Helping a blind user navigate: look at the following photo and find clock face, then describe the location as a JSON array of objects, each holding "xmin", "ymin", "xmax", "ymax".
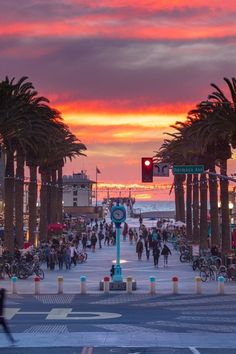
[
  {"xmin": 111, "ymin": 206, "xmax": 126, "ymax": 223},
  {"xmin": 113, "ymin": 209, "xmax": 125, "ymax": 221}
]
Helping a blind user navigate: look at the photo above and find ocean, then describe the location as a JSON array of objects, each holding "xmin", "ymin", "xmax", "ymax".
[
  {"xmin": 133, "ymin": 201, "xmax": 175, "ymax": 213},
  {"xmin": 98, "ymin": 200, "xmax": 175, "ymax": 213}
]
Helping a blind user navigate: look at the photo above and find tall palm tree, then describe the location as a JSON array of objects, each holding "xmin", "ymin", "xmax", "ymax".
[
  {"xmin": 38, "ymin": 123, "xmax": 86, "ymax": 241},
  {"xmin": 189, "ymin": 86, "xmax": 234, "ymax": 256},
  {"xmin": 155, "ymin": 135, "xmax": 186, "ymax": 223},
  {"xmin": 0, "ymin": 76, "xmax": 36, "ymax": 252}
]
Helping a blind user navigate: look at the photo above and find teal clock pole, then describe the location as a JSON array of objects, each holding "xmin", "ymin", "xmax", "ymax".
[
  {"xmin": 110, "ymin": 205, "xmax": 126, "ymax": 282},
  {"xmin": 113, "ymin": 222, "xmax": 122, "ymax": 281}
]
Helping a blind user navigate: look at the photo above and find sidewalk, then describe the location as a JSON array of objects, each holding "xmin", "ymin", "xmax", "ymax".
[{"xmin": 1, "ymin": 219, "xmax": 236, "ymax": 295}]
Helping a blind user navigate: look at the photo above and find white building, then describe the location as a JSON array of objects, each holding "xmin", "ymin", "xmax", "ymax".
[{"xmin": 63, "ymin": 171, "xmax": 95, "ymax": 207}]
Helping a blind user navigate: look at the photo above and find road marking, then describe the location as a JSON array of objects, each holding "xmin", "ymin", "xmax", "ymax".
[
  {"xmin": 5, "ymin": 308, "xmax": 21, "ymax": 320},
  {"xmin": 47, "ymin": 309, "xmax": 121, "ymax": 320},
  {"xmin": 189, "ymin": 347, "xmax": 201, "ymax": 354},
  {"xmin": 5, "ymin": 308, "xmax": 121, "ymax": 320}
]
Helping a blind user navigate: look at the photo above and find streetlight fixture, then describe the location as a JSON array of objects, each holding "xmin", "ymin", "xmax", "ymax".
[{"xmin": 229, "ymin": 201, "xmax": 234, "ymax": 225}]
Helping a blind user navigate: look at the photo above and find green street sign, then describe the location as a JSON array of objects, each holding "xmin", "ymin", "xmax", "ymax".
[{"xmin": 173, "ymin": 165, "xmax": 204, "ymax": 174}]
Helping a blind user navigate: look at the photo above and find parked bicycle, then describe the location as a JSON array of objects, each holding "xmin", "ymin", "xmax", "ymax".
[{"xmin": 200, "ymin": 264, "xmax": 218, "ymax": 282}]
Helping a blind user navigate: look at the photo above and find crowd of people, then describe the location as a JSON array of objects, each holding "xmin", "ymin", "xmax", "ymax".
[
  {"xmin": 0, "ymin": 213, "xmax": 184, "ymax": 276},
  {"xmin": 133, "ymin": 224, "xmax": 172, "ymax": 267}
]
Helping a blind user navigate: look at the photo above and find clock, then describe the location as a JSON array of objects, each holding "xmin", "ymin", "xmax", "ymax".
[{"xmin": 110, "ymin": 205, "xmax": 126, "ymax": 224}]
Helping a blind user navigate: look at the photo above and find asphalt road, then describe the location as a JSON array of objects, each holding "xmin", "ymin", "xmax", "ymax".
[
  {"xmin": 1, "ymin": 293, "xmax": 236, "ymax": 353},
  {"xmin": 2, "ymin": 348, "xmax": 236, "ymax": 354}
]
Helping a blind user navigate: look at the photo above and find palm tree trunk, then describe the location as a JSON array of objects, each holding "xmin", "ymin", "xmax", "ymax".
[
  {"xmin": 57, "ymin": 166, "xmax": 63, "ymax": 223},
  {"xmin": 192, "ymin": 174, "xmax": 200, "ymax": 244},
  {"xmin": 220, "ymin": 159, "xmax": 230, "ymax": 260},
  {"xmin": 200, "ymin": 173, "xmax": 208, "ymax": 251},
  {"xmin": 209, "ymin": 164, "xmax": 220, "ymax": 248},
  {"xmin": 15, "ymin": 150, "xmax": 24, "ymax": 248},
  {"xmin": 50, "ymin": 168, "xmax": 57, "ymax": 223},
  {"xmin": 174, "ymin": 175, "xmax": 180, "ymax": 221},
  {"xmin": 39, "ymin": 168, "xmax": 48, "ymax": 242},
  {"xmin": 186, "ymin": 174, "xmax": 192, "ymax": 241},
  {"xmin": 4, "ymin": 150, "xmax": 15, "ymax": 253},
  {"xmin": 47, "ymin": 169, "xmax": 52, "ymax": 225},
  {"xmin": 179, "ymin": 174, "xmax": 185, "ymax": 222},
  {"xmin": 28, "ymin": 164, "xmax": 38, "ymax": 245}
]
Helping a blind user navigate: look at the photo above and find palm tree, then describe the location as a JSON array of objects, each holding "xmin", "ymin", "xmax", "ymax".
[
  {"xmin": 0, "ymin": 76, "xmax": 37, "ymax": 252},
  {"xmin": 26, "ymin": 104, "xmax": 61, "ymax": 244},
  {"xmin": 189, "ymin": 81, "xmax": 235, "ymax": 257},
  {"xmin": 38, "ymin": 123, "xmax": 86, "ymax": 241},
  {"xmin": 155, "ymin": 134, "xmax": 186, "ymax": 223}
]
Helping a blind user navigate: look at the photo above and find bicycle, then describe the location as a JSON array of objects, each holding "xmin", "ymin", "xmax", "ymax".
[
  {"xmin": 200, "ymin": 264, "xmax": 217, "ymax": 282},
  {"xmin": 180, "ymin": 251, "xmax": 192, "ymax": 263}
]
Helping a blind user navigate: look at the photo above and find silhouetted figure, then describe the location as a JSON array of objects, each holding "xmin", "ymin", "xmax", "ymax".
[
  {"xmin": 0, "ymin": 288, "xmax": 15, "ymax": 344},
  {"xmin": 110, "ymin": 265, "xmax": 115, "ymax": 279}
]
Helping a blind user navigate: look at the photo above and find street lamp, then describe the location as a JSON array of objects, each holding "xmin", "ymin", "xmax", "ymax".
[{"xmin": 229, "ymin": 201, "xmax": 234, "ymax": 225}]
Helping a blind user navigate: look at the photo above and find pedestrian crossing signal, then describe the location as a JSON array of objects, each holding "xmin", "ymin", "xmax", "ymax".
[{"xmin": 141, "ymin": 157, "xmax": 153, "ymax": 183}]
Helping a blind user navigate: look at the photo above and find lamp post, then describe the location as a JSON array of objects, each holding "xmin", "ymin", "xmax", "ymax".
[
  {"xmin": 229, "ymin": 201, "xmax": 234, "ymax": 224},
  {"xmin": 95, "ymin": 167, "xmax": 101, "ymax": 209}
]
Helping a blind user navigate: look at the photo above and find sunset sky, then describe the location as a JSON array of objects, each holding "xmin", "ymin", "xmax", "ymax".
[{"xmin": 1, "ymin": 1, "xmax": 236, "ymax": 200}]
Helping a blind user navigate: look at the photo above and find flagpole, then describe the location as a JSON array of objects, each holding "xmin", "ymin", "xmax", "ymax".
[{"xmin": 95, "ymin": 167, "xmax": 98, "ymax": 208}]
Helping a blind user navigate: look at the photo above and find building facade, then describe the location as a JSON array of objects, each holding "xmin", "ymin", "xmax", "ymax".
[{"xmin": 63, "ymin": 171, "xmax": 95, "ymax": 207}]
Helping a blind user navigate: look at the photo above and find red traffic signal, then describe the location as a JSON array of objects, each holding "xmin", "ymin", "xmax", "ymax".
[{"xmin": 141, "ymin": 157, "xmax": 153, "ymax": 183}]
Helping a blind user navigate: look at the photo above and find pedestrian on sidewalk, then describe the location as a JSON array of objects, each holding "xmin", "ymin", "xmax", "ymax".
[
  {"xmin": 0, "ymin": 288, "xmax": 15, "ymax": 345},
  {"xmin": 110, "ymin": 264, "xmax": 115, "ymax": 279},
  {"xmin": 91, "ymin": 231, "xmax": 97, "ymax": 252},
  {"xmin": 128, "ymin": 228, "xmax": 134, "ymax": 244},
  {"xmin": 82, "ymin": 233, "xmax": 88, "ymax": 251},
  {"xmin": 161, "ymin": 244, "xmax": 172, "ymax": 267},
  {"xmin": 104, "ymin": 228, "xmax": 110, "ymax": 246},
  {"xmin": 98, "ymin": 230, "xmax": 104, "ymax": 249},
  {"xmin": 152, "ymin": 240, "xmax": 160, "ymax": 267},
  {"xmin": 144, "ymin": 239, "xmax": 150, "ymax": 260},
  {"xmin": 136, "ymin": 238, "xmax": 144, "ymax": 260},
  {"xmin": 122, "ymin": 222, "xmax": 128, "ymax": 241}
]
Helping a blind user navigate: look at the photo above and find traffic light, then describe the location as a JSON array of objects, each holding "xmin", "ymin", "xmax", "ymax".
[{"xmin": 141, "ymin": 157, "xmax": 153, "ymax": 182}]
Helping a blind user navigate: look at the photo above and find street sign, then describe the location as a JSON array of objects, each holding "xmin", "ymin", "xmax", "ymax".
[
  {"xmin": 173, "ymin": 165, "xmax": 204, "ymax": 174},
  {"xmin": 153, "ymin": 163, "xmax": 169, "ymax": 177}
]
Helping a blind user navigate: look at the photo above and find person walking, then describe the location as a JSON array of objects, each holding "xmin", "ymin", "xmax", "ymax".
[
  {"xmin": 128, "ymin": 228, "xmax": 134, "ymax": 245},
  {"xmin": 152, "ymin": 240, "xmax": 160, "ymax": 267},
  {"xmin": 144, "ymin": 239, "xmax": 150, "ymax": 260},
  {"xmin": 122, "ymin": 222, "xmax": 128, "ymax": 241},
  {"xmin": 0, "ymin": 288, "xmax": 15, "ymax": 345},
  {"xmin": 136, "ymin": 238, "xmax": 144, "ymax": 260},
  {"xmin": 82, "ymin": 233, "xmax": 88, "ymax": 251},
  {"xmin": 98, "ymin": 230, "xmax": 104, "ymax": 249},
  {"xmin": 91, "ymin": 232, "xmax": 97, "ymax": 252},
  {"xmin": 161, "ymin": 244, "xmax": 172, "ymax": 267},
  {"xmin": 104, "ymin": 229, "xmax": 109, "ymax": 246},
  {"xmin": 110, "ymin": 264, "xmax": 115, "ymax": 279}
]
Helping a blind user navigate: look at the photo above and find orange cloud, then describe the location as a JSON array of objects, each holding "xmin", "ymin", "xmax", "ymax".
[
  {"xmin": 54, "ymin": 100, "xmax": 192, "ymax": 115},
  {"xmin": 1, "ymin": 21, "xmax": 236, "ymax": 41},
  {"xmin": 70, "ymin": 123, "xmax": 175, "ymax": 144}
]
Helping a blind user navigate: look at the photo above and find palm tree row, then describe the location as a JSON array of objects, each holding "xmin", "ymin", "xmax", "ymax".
[
  {"xmin": 0, "ymin": 76, "xmax": 86, "ymax": 253},
  {"xmin": 155, "ymin": 77, "xmax": 236, "ymax": 260}
]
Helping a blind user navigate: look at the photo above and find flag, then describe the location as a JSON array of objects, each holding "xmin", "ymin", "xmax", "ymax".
[{"xmin": 96, "ymin": 167, "xmax": 101, "ymax": 174}]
